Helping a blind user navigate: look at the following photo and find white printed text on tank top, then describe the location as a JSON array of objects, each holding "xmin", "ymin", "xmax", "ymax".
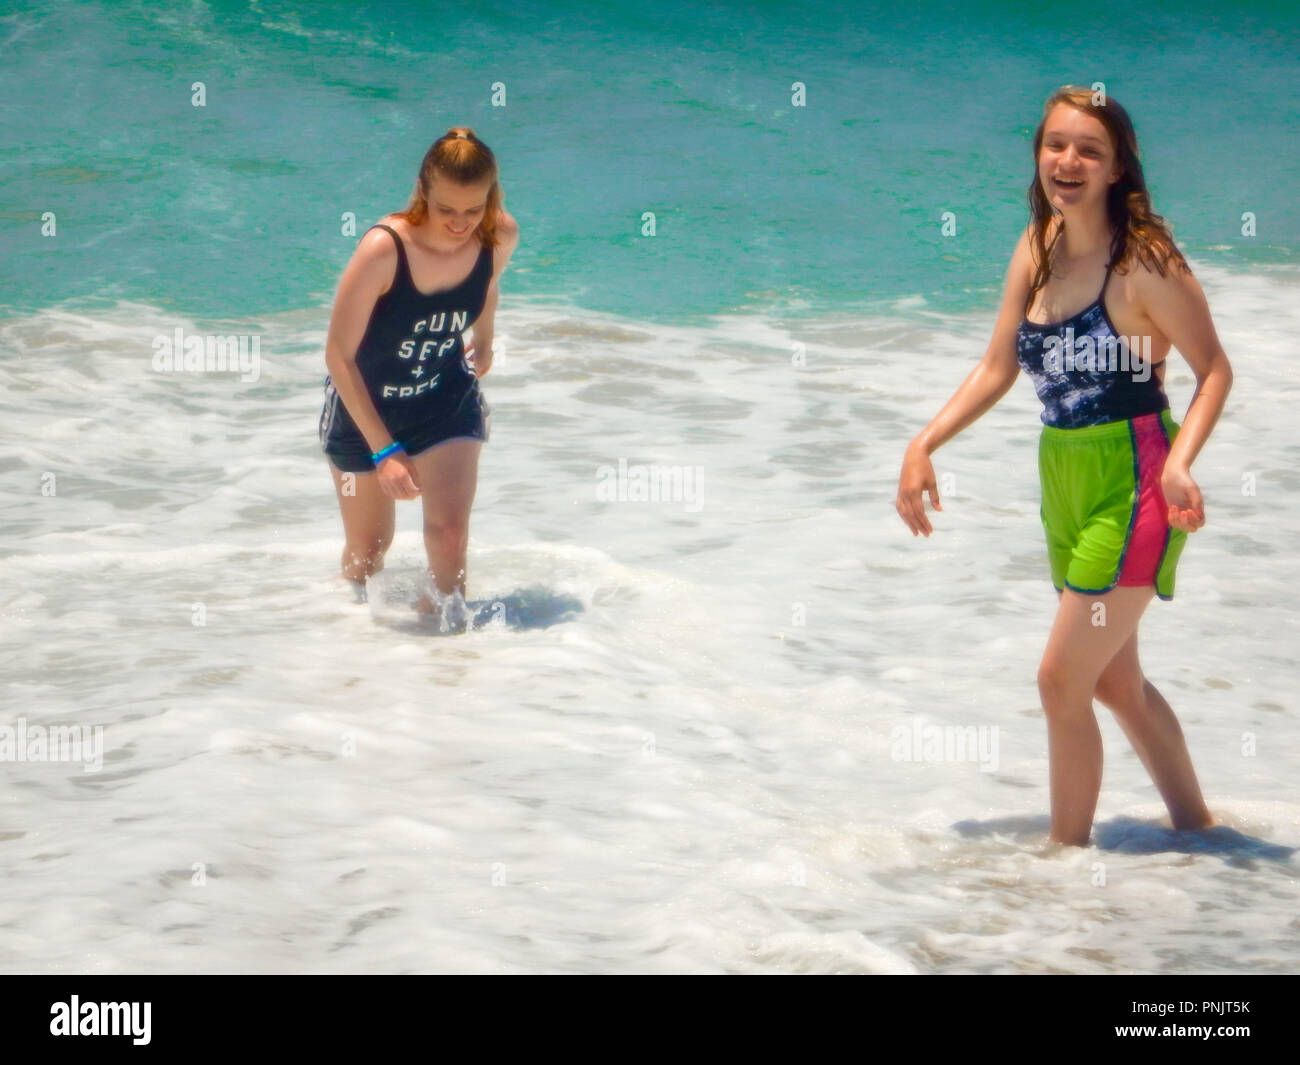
[{"xmin": 379, "ymin": 310, "xmax": 471, "ymax": 401}]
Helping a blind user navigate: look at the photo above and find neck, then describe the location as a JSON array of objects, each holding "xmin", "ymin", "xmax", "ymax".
[{"xmin": 1057, "ymin": 208, "xmax": 1114, "ymax": 261}]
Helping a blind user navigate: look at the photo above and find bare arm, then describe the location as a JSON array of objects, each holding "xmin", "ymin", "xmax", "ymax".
[
  {"xmin": 467, "ymin": 212, "xmax": 520, "ymax": 377},
  {"xmin": 896, "ymin": 229, "xmax": 1033, "ymax": 535},
  {"xmin": 1138, "ymin": 263, "xmax": 1234, "ymax": 475},
  {"xmin": 1137, "ymin": 261, "xmax": 1233, "ymax": 532},
  {"xmin": 323, "ymin": 228, "xmax": 402, "ymax": 456}
]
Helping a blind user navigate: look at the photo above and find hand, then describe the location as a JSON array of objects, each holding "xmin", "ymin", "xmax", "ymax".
[
  {"xmin": 1161, "ymin": 465, "xmax": 1205, "ymax": 532},
  {"xmin": 375, "ymin": 451, "xmax": 421, "ymax": 500},
  {"xmin": 896, "ymin": 441, "xmax": 942, "ymax": 537},
  {"xmin": 466, "ymin": 342, "xmax": 492, "ymax": 378}
]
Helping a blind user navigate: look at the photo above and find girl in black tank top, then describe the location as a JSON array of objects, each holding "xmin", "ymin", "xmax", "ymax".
[
  {"xmin": 319, "ymin": 223, "xmax": 494, "ymax": 470},
  {"xmin": 319, "ymin": 128, "xmax": 517, "ymax": 630},
  {"xmin": 352, "ymin": 223, "xmax": 492, "ymax": 419}
]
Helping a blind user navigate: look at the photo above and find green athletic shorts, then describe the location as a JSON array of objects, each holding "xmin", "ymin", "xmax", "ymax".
[{"xmin": 1038, "ymin": 409, "xmax": 1188, "ymax": 600}]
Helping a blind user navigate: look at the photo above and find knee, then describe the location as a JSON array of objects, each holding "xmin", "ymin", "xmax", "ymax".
[
  {"xmin": 1036, "ymin": 662, "xmax": 1064, "ymax": 705},
  {"xmin": 1037, "ymin": 661, "xmax": 1093, "ymax": 713},
  {"xmin": 1094, "ymin": 675, "xmax": 1147, "ymax": 717},
  {"xmin": 423, "ymin": 518, "xmax": 469, "ymax": 551},
  {"xmin": 343, "ymin": 536, "xmax": 390, "ymax": 568}
]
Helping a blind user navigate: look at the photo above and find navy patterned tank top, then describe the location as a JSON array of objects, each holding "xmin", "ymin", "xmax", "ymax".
[
  {"xmin": 1016, "ymin": 258, "xmax": 1169, "ymax": 429},
  {"xmin": 341, "ymin": 222, "xmax": 492, "ymax": 429}
]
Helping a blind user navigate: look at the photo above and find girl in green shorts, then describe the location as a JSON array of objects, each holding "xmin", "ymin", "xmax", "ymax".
[{"xmin": 896, "ymin": 86, "xmax": 1234, "ymax": 847}]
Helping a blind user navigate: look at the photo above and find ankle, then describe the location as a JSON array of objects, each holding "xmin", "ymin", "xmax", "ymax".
[{"xmin": 1172, "ymin": 810, "xmax": 1216, "ymax": 832}]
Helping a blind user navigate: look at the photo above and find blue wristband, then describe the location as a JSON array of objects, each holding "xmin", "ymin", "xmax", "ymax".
[{"xmin": 370, "ymin": 441, "xmax": 404, "ymax": 465}]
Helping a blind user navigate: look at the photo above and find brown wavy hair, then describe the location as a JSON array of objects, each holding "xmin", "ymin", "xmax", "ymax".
[
  {"xmin": 1025, "ymin": 86, "xmax": 1189, "ymax": 315},
  {"xmin": 397, "ymin": 127, "xmax": 503, "ymax": 249}
]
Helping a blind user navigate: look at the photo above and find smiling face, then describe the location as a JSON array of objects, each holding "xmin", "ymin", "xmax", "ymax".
[
  {"xmin": 425, "ymin": 174, "xmax": 493, "ymax": 242},
  {"xmin": 1037, "ymin": 103, "xmax": 1121, "ymax": 213}
]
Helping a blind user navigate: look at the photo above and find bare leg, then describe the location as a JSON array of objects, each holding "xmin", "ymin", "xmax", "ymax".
[
  {"xmin": 328, "ymin": 461, "xmax": 395, "ymax": 583},
  {"xmin": 1093, "ymin": 630, "xmax": 1215, "ymax": 831},
  {"xmin": 1038, "ymin": 586, "xmax": 1158, "ymax": 846},
  {"xmin": 409, "ymin": 438, "xmax": 481, "ymax": 607}
]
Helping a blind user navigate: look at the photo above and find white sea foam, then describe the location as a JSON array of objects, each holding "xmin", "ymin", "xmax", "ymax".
[{"xmin": 0, "ymin": 262, "xmax": 1296, "ymax": 973}]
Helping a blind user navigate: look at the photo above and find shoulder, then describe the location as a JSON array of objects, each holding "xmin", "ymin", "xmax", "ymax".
[
  {"xmin": 1012, "ymin": 219, "xmax": 1057, "ymax": 267},
  {"xmin": 488, "ymin": 210, "xmax": 520, "ymax": 276},
  {"xmin": 354, "ymin": 221, "xmax": 401, "ymax": 269},
  {"xmin": 1028, "ymin": 217, "xmax": 1063, "ymax": 259},
  {"xmin": 1117, "ymin": 247, "xmax": 1215, "ymax": 337},
  {"xmin": 1123, "ymin": 246, "xmax": 1198, "ymax": 308},
  {"xmin": 496, "ymin": 209, "xmax": 520, "ymax": 248},
  {"xmin": 1012, "ymin": 223, "xmax": 1033, "ymax": 260},
  {"xmin": 339, "ymin": 221, "xmax": 400, "ymax": 297},
  {"xmin": 359, "ymin": 218, "xmax": 402, "ymax": 254},
  {"xmin": 1007, "ymin": 223, "xmax": 1038, "ymax": 283},
  {"xmin": 992, "ymin": 225, "xmax": 1036, "ymax": 323}
]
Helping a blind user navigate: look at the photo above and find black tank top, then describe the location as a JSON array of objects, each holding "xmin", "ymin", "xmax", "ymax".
[{"xmin": 351, "ymin": 222, "xmax": 493, "ymax": 427}]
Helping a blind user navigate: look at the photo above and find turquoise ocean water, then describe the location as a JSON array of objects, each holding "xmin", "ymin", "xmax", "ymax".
[
  {"xmin": 2, "ymin": 0, "xmax": 1299, "ymax": 975},
  {"xmin": 3, "ymin": 0, "xmax": 1296, "ymax": 319}
]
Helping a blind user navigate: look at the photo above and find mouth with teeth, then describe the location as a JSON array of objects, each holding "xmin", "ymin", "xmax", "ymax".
[{"xmin": 1053, "ymin": 176, "xmax": 1084, "ymax": 188}]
